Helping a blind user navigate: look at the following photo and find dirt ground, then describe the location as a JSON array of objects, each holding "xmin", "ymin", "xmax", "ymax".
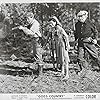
[{"xmin": 0, "ymin": 62, "xmax": 100, "ymax": 93}]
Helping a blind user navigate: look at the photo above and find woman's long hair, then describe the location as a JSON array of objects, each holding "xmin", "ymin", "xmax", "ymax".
[{"xmin": 49, "ymin": 16, "xmax": 62, "ymax": 27}]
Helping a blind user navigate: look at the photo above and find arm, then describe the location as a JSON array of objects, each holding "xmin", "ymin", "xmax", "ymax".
[
  {"xmin": 91, "ymin": 23, "xmax": 98, "ymax": 40},
  {"xmin": 61, "ymin": 28, "xmax": 70, "ymax": 51},
  {"xmin": 19, "ymin": 20, "xmax": 41, "ymax": 37},
  {"xmin": 24, "ymin": 27, "xmax": 35, "ymax": 35},
  {"xmin": 19, "ymin": 25, "xmax": 41, "ymax": 38},
  {"xmin": 90, "ymin": 22, "xmax": 98, "ymax": 44},
  {"xmin": 19, "ymin": 26, "xmax": 35, "ymax": 35}
]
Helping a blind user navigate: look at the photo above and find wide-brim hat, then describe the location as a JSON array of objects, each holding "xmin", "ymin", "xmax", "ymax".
[{"xmin": 77, "ymin": 10, "xmax": 88, "ymax": 17}]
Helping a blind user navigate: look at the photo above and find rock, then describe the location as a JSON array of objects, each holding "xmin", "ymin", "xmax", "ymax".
[{"xmin": 10, "ymin": 54, "xmax": 17, "ymax": 61}]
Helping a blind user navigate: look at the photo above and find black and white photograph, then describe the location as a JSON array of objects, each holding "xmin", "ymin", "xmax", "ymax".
[{"xmin": 0, "ymin": 1, "xmax": 100, "ymax": 100}]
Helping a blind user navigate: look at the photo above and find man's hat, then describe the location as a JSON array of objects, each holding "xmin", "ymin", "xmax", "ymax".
[
  {"xmin": 26, "ymin": 12, "xmax": 34, "ymax": 18},
  {"xmin": 77, "ymin": 10, "xmax": 88, "ymax": 17}
]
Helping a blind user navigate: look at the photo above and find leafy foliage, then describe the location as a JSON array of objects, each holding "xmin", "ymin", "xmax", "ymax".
[
  {"xmin": 0, "ymin": 3, "xmax": 100, "ymax": 58},
  {"xmin": 0, "ymin": 3, "xmax": 100, "ymax": 94}
]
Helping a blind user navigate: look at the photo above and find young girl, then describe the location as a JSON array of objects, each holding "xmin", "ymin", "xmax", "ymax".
[{"xmin": 49, "ymin": 16, "xmax": 70, "ymax": 80}]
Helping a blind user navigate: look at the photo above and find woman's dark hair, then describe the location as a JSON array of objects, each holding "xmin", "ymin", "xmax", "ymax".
[
  {"xmin": 49, "ymin": 18, "xmax": 57, "ymax": 25},
  {"xmin": 49, "ymin": 18, "xmax": 56, "ymax": 22},
  {"xmin": 49, "ymin": 16, "xmax": 62, "ymax": 27}
]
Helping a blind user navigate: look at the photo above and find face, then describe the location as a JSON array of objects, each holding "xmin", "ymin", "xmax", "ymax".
[
  {"xmin": 27, "ymin": 16, "xmax": 34, "ymax": 24},
  {"xmin": 78, "ymin": 15, "xmax": 88, "ymax": 23},
  {"xmin": 49, "ymin": 20, "xmax": 56, "ymax": 28},
  {"xmin": 48, "ymin": 24, "xmax": 53, "ymax": 32}
]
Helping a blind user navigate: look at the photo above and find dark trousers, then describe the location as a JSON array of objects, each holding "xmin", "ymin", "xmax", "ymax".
[{"xmin": 78, "ymin": 43, "xmax": 100, "ymax": 71}]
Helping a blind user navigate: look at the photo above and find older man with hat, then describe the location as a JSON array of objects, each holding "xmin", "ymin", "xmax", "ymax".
[{"xmin": 74, "ymin": 10, "xmax": 100, "ymax": 77}]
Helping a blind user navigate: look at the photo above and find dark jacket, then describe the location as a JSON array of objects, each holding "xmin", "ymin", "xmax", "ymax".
[{"xmin": 74, "ymin": 19, "xmax": 98, "ymax": 46}]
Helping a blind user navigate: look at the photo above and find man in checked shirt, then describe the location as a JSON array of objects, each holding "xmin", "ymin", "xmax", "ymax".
[{"xmin": 74, "ymin": 10, "xmax": 100, "ymax": 77}]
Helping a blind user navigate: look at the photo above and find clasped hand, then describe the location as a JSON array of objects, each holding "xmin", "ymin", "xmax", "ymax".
[
  {"xmin": 87, "ymin": 37, "xmax": 97, "ymax": 44},
  {"xmin": 18, "ymin": 26, "xmax": 24, "ymax": 30}
]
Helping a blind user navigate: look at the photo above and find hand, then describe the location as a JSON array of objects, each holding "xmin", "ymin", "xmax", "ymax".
[
  {"xmin": 92, "ymin": 39, "xmax": 97, "ymax": 44},
  {"xmin": 87, "ymin": 37, "xmax": 92, "ymax": 42},
  {"xmin": 19, "ymin": 26, "xmax": 23, "ymax": 30}
]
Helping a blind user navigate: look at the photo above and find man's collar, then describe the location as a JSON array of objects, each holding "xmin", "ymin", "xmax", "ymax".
[
  {"xmin": 78, "ymin": 18, "xmax": 88, "ymax": 24},
  {"xmin": 83, "ymin": 18, "xmax": 89, "ymax": 24}
]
